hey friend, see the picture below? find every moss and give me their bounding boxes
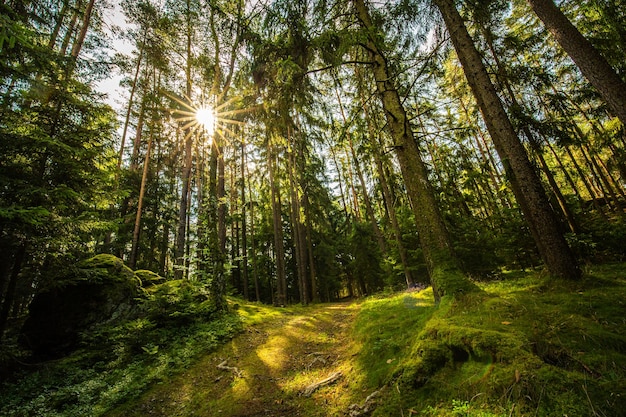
[429,253,480,300]
[76,254,140,288]
[356,263,626,416]
[134,270,165,287]
[19,255,143,356]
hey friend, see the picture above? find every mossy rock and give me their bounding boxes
[135,270,165,287]
[20,255,141,357]
[142,279,217,324]
[77,254,140,285]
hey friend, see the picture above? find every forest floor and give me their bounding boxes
[4,264,625,416]
[109,300,368,417]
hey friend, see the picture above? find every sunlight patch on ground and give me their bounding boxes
[231,377,252,398]
[257,334,291,371]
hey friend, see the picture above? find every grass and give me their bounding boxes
[2,263,625,416]
[351,263,626,416]
[0,299,243,417]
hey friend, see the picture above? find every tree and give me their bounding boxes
[526,0,626,126]
[433,0,581,279]
[353,0,477,300]
[0,3,117,339]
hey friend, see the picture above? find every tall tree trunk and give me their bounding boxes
[287,127,308,304]
[302,192,318,302]
[335,83,387,253]
[175,132,194,280]
[48,0,70,50]
[241,140,250,300]
[68,0,94,69]
[526,0,626,125]
[434,0,580,280]
[0,243,26,341]
[217,145,227,259]
[268,138,287,306]
[59,0,81,56]
[482,27,579,233]
[230,152,241,293]
[354,0,476,300]
[174,0,194,280]
[247,160,261,302]
[129,128,154,269]
[357,80,415,287]
[327,141,350,220]
[117,42,145,171]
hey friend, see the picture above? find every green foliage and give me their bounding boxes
[141,279,220,324]
[352,264,626,416]
[348,222,384,294]
[0,293,242,417]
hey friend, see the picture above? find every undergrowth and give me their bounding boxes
[3,263,625,416]
[352,263,626,416]
[0,298,242,417]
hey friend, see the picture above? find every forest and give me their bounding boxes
[0,0,625,415]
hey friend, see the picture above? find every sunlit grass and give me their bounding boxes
[352,264,626,416]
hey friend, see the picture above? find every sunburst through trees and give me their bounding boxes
[168,93,248,145]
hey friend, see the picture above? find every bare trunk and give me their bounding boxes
[69,0,94,61]
[0,243,26,341]
[129,130,154,269]
[245,147,261,302]
[435,0,580,279]
[174,0,194,280]
[268,139,287,305]
[241,141,250,300]
[48,0,70,50]
[117,43,145,171]
[355,0,476,300]
[335,83,387,253]
[527,0,626,125]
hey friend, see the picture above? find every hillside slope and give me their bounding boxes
[2,263,625,416]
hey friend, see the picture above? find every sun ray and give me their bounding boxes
[162,89,254,152]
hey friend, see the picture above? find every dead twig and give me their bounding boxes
[217,359,243,378]
[301,371,342,397]
[348,389,382,416]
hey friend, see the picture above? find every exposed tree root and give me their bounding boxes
[301,371,342,397]
[217,359,243,378]
[348,388,382,416]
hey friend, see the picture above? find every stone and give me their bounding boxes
[19,254,141,356]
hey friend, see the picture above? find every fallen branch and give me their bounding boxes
[217,359,243,378]
[306,352,328,369]
[348,389,382,416]
[301,371,342,397]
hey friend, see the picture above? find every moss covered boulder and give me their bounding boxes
[19,255,142,356]
[135,269,166,287]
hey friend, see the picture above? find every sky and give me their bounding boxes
[95,0,135,112]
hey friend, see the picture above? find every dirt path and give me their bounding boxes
[113,301,366,417]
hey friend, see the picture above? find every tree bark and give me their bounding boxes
[335,83,387,254]
[354,0,476,300]
[69,0,95,61]
[174,0,194,280]
[0,243,26,341]
[129,129,154,269]
[527,0,626,126]
[268,138,287,305]
[482,27,579,233]
[435,0,580,279]
[241,141,250,300]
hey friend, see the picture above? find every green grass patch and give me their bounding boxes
[352,263,626,416]
[0,300,243,417]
